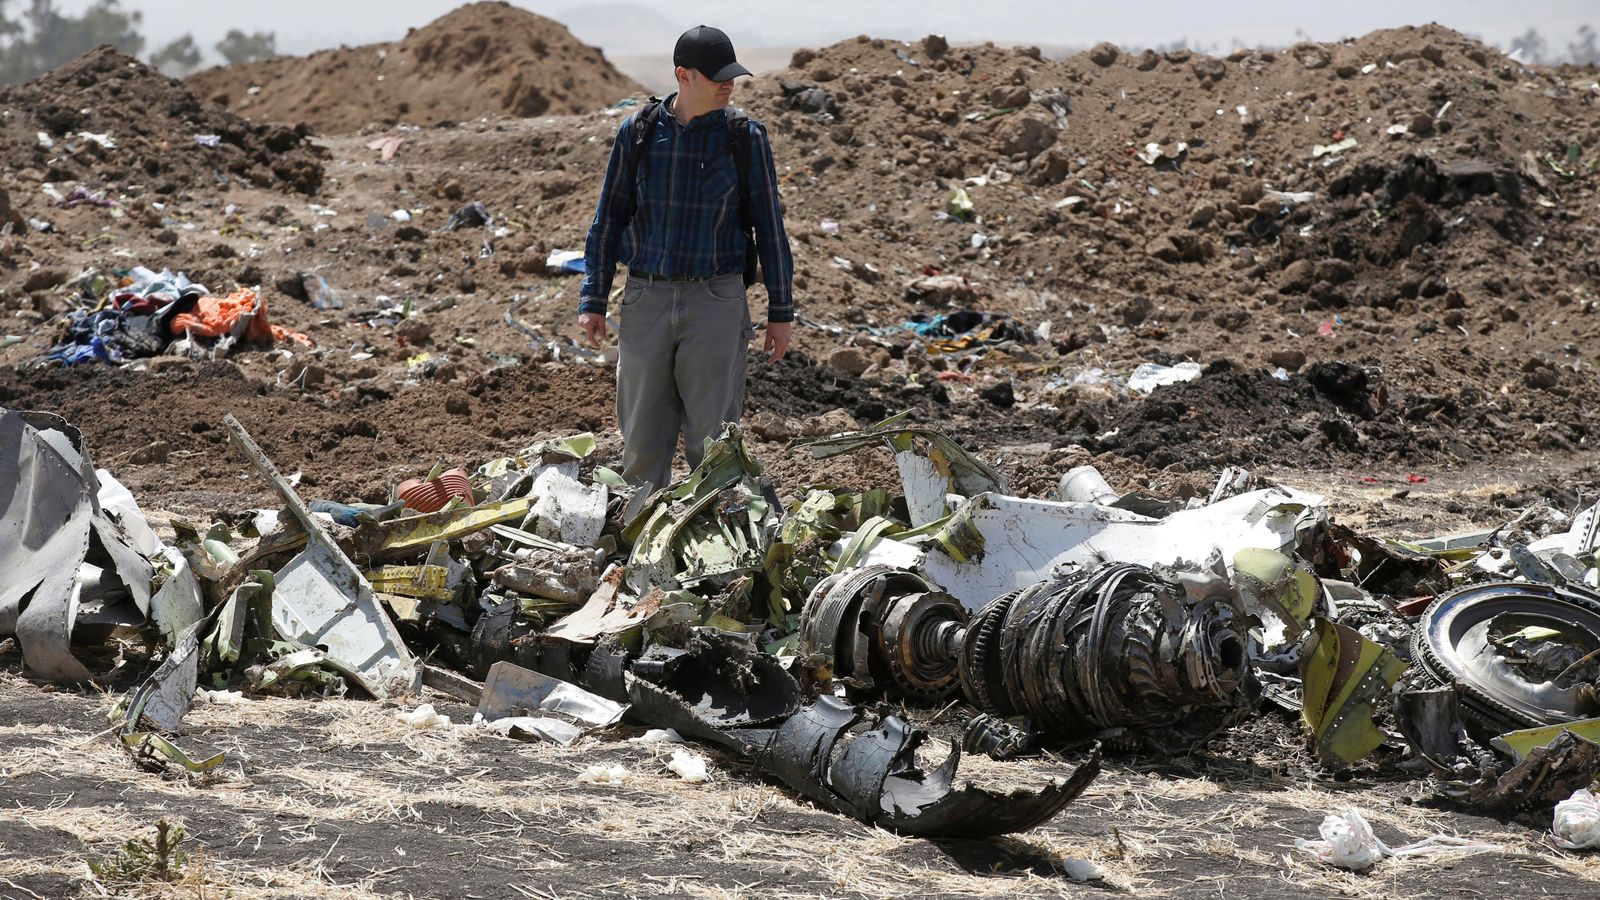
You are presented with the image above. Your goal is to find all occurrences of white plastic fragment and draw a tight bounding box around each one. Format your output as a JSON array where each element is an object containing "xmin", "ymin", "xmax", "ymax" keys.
[
  {"xmin": 391, "ymin": 209, "xmax": 412, "ymax": 222},
  {"xmin": 575, "ymin": 764, "xmax": 630, "ymax": 784},
  {"xmin": 1059, "ymin": 859, "xmax": 1105, "ymax": 882},
  {"xmin": 396, "ymin": 703, "xmax": 451, "ymax": 730},
  {"xmin": 1263, "ymin": 189, "xmax": 1316, "ymax": 206},
  {"xmin": 666, "ymin": 748, "xmax": 712, "ymax": 783},
  {"xmin": 1297, "ymin": 809, "xmax": 1388, "ymax": 871},
  {"xmin": 628, "ymin": 728, "xmax": 686, "ymax": 744},
  {"xmin": 1553, "ymin": 789, "xmax": 1600, "ymax": 850},
  {"xmin": 1296, "ymin": 809, "xmax": 1501, "ymax": 871},
  {"xmin": 1127, "ymin": 361, "xmax": 1203, "ymax": 395},
  {"xmin": 195, "ymin": 689, "xmax": 248, "ymax": 705}
]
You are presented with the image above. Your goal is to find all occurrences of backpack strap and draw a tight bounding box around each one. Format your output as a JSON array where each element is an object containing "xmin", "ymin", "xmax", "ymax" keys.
[
  {"xmin": 624, "ymin": 97, "xmax": 666, "ymax": 193},
  {"xmin": 725, "ymin": 108, "xmax": 760, "ymax": 287}
]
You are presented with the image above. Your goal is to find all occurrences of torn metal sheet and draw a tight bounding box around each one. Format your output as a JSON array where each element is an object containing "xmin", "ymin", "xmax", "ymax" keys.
[
  {"xmin": 959, "ymin": 562, "xmax": 1255, "ymax": 750},
  {"xmin": 478, "ymin": 660, "xmax": 627, "ymax": 728},
  {"xmin": 224, "ymin": 415, "xmax": 418, "ymax": 699},
  {"xmin": 120, "ymin": 731, "xmax": 225, "ymax": 774},
  {"xmin": 1449, "ymin": 731, "xmax": 1600, "ymax": 815},
  {"xmin": 1333, "ymin": 525, "xmax": 1451, "ymax": 597},
  {"xmin": 1301, "ymin": 618, "xmax": 1408, "ymax": 765},
  {"xmin": 541, "ymin": 566, "xmax": 656, "ymax": 644},
  {"xmin": 362, "ymin": 496, "xmax": 535, "ymax": 558},
  {"xmin": 1493, "ymin": 718, "xmax": 1600, "ymax": 762},
  {"xmin": 478, "ymin": 433, "xmax": 595, "ymax": 501},
  {"xmin": 624, "ymin": 425, "xmax": 779, "ymax": 594},
  {"xmin": 0, "ymin": 408, "xmax": 153, "ymax": 682},
  {"xmin": 1529, "ymin": 499, "xmax": 1600, "ymax": 562},
  {"xmin": 871, "ymin": 486, "xmax": 1326, "ymax": 610},
  {"xmin": 122, "ymin": 622, "xmax": 206, "ymax": 732},
  {"xmin": 524, "ymin": 468, "xmax": 607, "ymax": 548},
  {"xmin": 1233, "ymin": 547, "xmax": 1319, "ymax": 635},
  {"xmin": 1425, "ymin": 725, "xmax": 1600, "ymax": 817},
  {"xmin": 1395, "ymin": 685, "xmax": 1489, "ymax": 778},
  {"xmin": 1411, "ymin": 582, "xmax": 1600, "ymax": 733},
  {"xmin": 365, "ymin": 565, "xmax": 454, "ymax": 601},
  {"xmin": 477, "ymin": 715, "xmax": 583, "ymax": 744},
  {"xmin": 798, "ymin": 414, "xmax": 1009, "ymax": 527},
  {"xmin": 767, "ymin": 487, "xmax": 896, "ymax": 626},
  {"xmin": 422, "ymin": 663, "xmax": 483, "ymax": 705},
  {"xmin": 1389, "ymin": 683, "xmax": 1595, "ymax": 815},
  {"xmin": 148, "ymin": 548, "xmax": 204, "ymax": 646}
]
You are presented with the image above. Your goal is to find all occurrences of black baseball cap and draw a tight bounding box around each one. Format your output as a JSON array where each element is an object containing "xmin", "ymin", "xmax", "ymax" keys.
[{"xmin": 674, "ymin": 25, "xmax": 752, "ymax": 82}]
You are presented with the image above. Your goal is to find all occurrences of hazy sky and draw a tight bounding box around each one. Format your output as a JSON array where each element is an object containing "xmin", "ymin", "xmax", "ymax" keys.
[{"xmin": 51, "ymin": 0, "xmax": 1598, "ymax": 61}]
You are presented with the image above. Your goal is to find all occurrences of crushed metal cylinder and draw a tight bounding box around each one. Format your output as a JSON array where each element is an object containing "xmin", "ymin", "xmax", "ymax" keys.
[{"xmin": 958, "ymin": 562, "xmax": 1257, "ymax": 748}]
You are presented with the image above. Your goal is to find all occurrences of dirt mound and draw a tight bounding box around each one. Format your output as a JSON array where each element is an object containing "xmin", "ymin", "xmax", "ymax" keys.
[
  {"xmin": 187, "ymin": 1, "xmax": 645, "ymax": 134},
  {"xmin": 1, "ymin": 23, "xmax": 1597, "ymax": 516},
  {"xmin": 0, "ymin": 46, "xmax": 323, "ymax": 194},
  {"xmin": 715, "ymin": 24, "xmax": 1600, "ymax": 462}
]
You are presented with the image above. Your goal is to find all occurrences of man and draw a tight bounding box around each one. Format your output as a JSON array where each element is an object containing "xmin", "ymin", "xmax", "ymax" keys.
[{"xmin": 579, "ymin": 25, "xmax": 795, "ymax": 492}]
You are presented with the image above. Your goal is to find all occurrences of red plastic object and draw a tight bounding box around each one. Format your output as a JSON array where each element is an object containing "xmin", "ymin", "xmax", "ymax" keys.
[{"xmin": 397, "ymin": 467, "xmax": 474, "ymax": 513}]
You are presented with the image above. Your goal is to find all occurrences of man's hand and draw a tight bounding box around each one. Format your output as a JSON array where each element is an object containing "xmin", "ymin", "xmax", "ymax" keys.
[
  {"xmin": 579, "ymin": 312, "xmax": 608, "ymax": 348},
  {"xmin": 763, "ymin": 321, "xmax": 792, "ymax": 362}
]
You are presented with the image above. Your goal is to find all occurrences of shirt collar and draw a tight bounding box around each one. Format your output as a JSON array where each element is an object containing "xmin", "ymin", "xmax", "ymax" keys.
[{"xmin": 663, "ymin": 92, "xmax": 726, "ymax": 131}]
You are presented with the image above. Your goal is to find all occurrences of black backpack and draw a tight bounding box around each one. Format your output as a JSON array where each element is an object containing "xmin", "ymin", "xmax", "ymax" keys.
[{"xmin": 624, "ymin": 97, "xmax": 760, "ymax": 287}]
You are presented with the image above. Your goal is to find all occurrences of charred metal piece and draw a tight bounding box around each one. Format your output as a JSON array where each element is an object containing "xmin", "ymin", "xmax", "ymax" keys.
[
  {"xmin": 961, "ymin": 713, "xmax": 1038, "ymax": 760},
  {"xmin": 800, "ymin": 565, "xmax": 968, "ymax": 702},
  {"xmin": 1396, "ymin": 683, "xmax": 1600, "ymax": 819},
  {"xmin": 460, "ymin": 619, "xmax": 1093, "ymax": 837},
  {"xmin": 959, "ymin": 563, "xmax": 1255, "ymax": 747},
  {"xmin": 1411, "ymin": 582, "xmax": 1600, "ymax": 734},
  {"xmin": 620, "ymin": 629, "xmax": 1098, "ymax": 836}
]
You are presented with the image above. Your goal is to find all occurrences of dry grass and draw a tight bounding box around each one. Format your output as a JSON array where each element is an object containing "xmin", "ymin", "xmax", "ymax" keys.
[{"xmin": 4, "ymin": 665, "xmax": 1599, "ymax": 899}]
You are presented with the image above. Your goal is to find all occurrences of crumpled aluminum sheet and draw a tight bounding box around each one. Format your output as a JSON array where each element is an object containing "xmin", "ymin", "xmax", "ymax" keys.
[{"xmin": 0, "ymin": 408, "xmax": 153, "ymax": 681}]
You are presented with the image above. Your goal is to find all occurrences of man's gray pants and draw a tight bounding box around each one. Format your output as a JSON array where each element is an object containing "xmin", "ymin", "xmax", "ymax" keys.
[{"xmin": 616, "ymin": 272, "xmax": 753, "ymax": 491}]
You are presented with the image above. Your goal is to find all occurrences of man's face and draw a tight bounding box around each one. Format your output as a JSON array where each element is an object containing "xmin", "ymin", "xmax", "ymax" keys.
[{"xmin": 678, "ymin": 67, "xmax": 734, "ymax": 109}]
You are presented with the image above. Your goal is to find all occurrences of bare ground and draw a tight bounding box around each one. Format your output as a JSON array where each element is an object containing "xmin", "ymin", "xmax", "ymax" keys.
[{"xmin": 4, "ymin": 622, "xmax": 1599, "ymax": 900}]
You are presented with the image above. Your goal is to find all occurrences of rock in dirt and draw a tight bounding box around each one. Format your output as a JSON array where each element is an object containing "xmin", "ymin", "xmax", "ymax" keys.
[
  {"xmin": 825, "ymin": 347, "xmax": 872, "ymax": 377},
  {"xmin": 0, "ymin": 186, "xmax": 23, "ymax": 232},
  {"xmin": 1088, "ymin": 42, "xmax": 1120, "ymax": 67},
  {"xmin": 21, "ymin": 268, "xmax": 66, "ymax": 292},
  {"xmin": 999, "ymin": 117, "xmax": 1058, "ymax": 158},
  {"xmin": 800, "ymin": 409, "xmax": 861, "ymax": 438},
  {"xmin": 128, "ymin": 440, "xmax": 170, "ymax": 465},
  {"xmin": 396, "ymin": 317, "xmax": 433, "ymax": 345},
  {"xmin": 1191, "ymin": 58, "xmax": 1226, "ymax": 81},
  {"xmin": 980, "ymin": 381, "xmax": 1016, "ymax": 408},
  {"xmin": 1278, "ymin": 260, "xmax": 1316, "ymax": 294},
  {"xmin": 1268, "ymin": 349, "xmax": 1308, "ymax": 371},
  {"xmin": 749, "ymin": 412, "xmax": 796, "ymax": 443}
]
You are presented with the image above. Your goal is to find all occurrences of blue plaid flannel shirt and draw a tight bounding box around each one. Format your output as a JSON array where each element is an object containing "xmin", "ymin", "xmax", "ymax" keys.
[{"xmin": 579, "ymin": 96, "xmax": 795, "ymax": 323}]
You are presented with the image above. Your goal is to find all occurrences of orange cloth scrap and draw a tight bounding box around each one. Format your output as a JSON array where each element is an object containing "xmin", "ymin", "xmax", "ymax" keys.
[{"xmin": 169, "ymin": 289, "xmax": 311, "ymax": 345}]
